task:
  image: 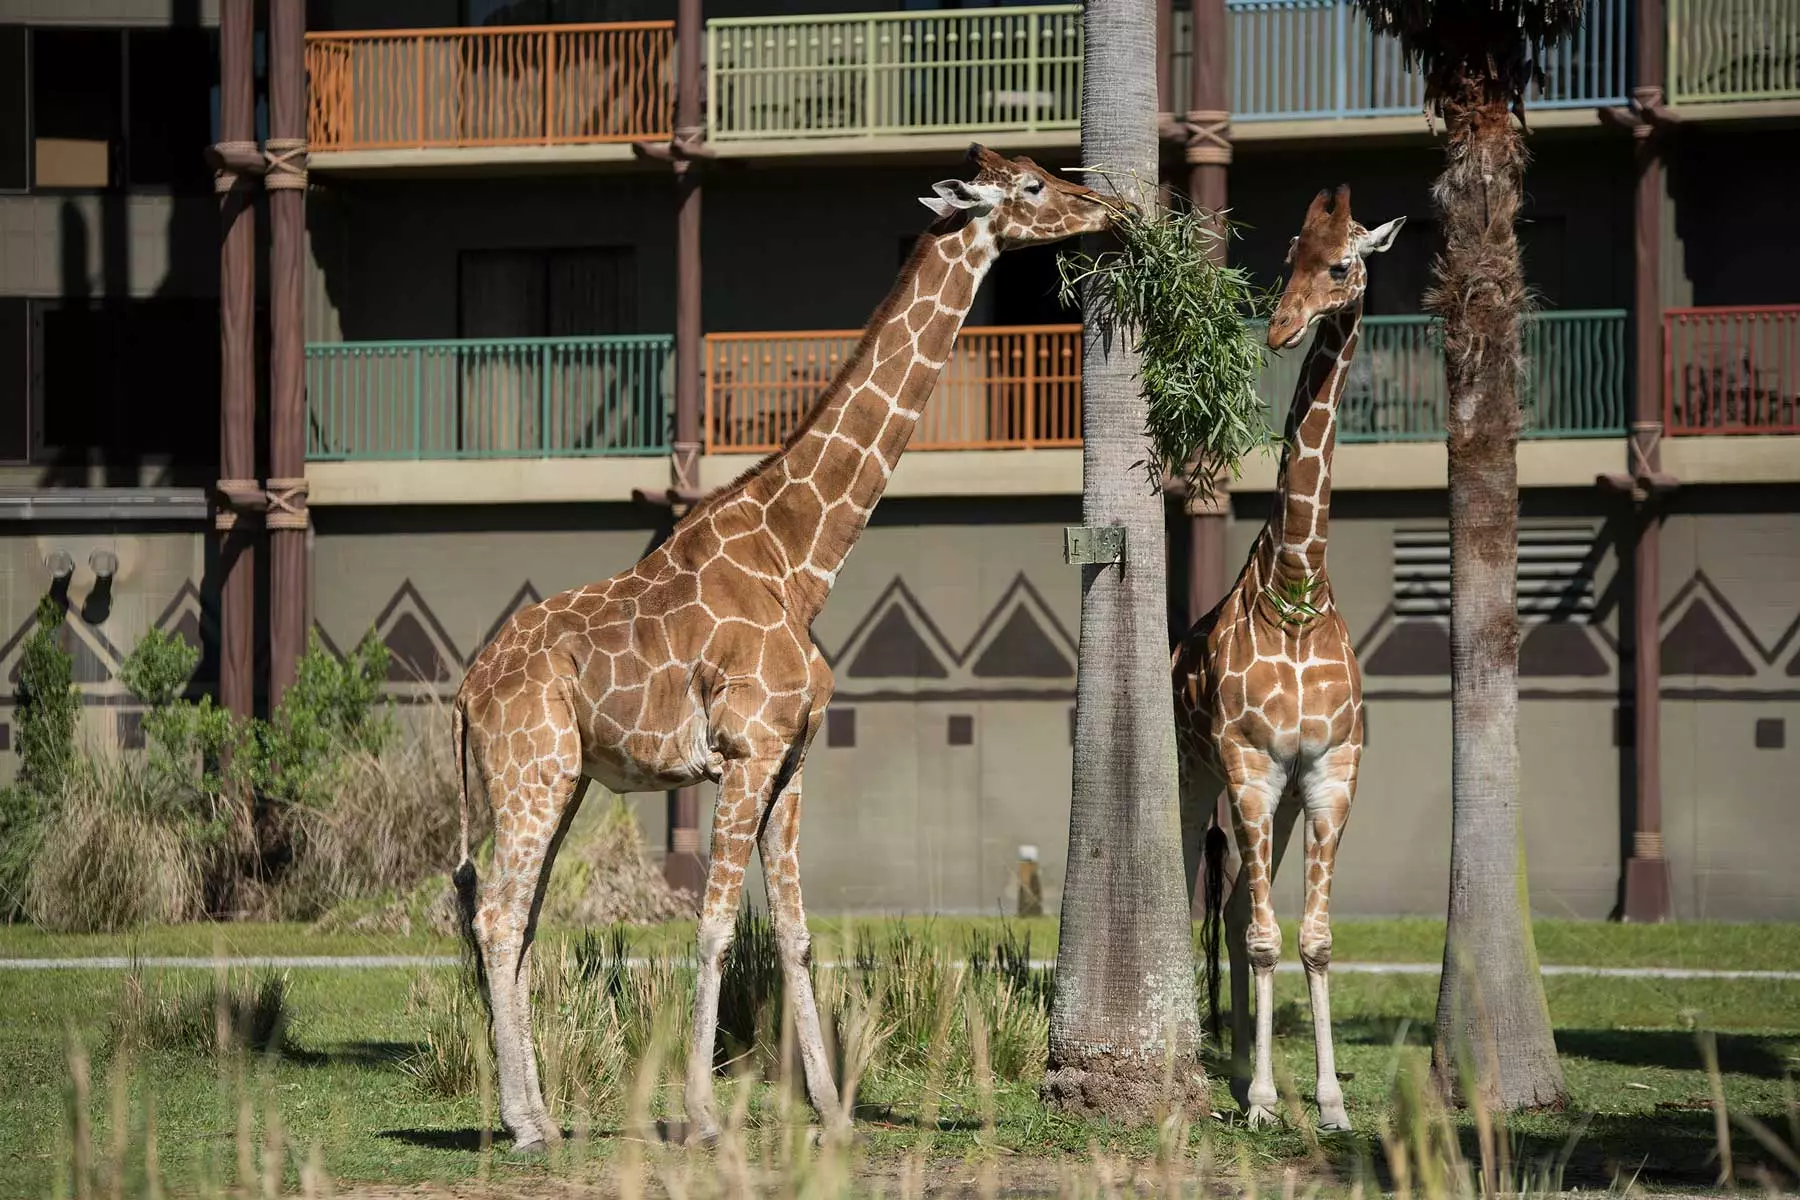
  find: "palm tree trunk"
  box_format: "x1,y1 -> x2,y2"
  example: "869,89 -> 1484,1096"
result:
1044,0 -> 1203,1121
1430,78 -> 1567,1112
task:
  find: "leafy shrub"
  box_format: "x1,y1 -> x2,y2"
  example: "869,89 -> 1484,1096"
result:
253,631 -> 392,808
16,594 -> 78,794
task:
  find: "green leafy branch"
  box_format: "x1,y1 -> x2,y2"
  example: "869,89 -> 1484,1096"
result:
1263,575 -> 1326,625
1056,173 -> 1279,497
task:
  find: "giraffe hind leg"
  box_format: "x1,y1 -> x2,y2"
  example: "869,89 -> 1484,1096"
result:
1222,758 -> 1300,1125
470,744 -> 585,1152
1297,746 -> 1358,1132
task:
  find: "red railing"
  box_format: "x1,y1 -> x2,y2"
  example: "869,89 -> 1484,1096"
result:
704,325 -> 1082,453
1665,305 -> 1800,435
306,22 -> 674,152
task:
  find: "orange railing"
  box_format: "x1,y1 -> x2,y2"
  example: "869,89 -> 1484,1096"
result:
1665,305 -> 1800,435
704,325 -> 1082,453
306,22 -> 674,152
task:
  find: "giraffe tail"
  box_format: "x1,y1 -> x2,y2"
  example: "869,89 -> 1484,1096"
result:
450,697 -> 486,1002
1200,815 -> 1229,1045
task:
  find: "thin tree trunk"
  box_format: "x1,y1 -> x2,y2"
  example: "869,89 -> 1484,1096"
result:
1044,0 -> 1203,1122
1430,80 -> 1567,1112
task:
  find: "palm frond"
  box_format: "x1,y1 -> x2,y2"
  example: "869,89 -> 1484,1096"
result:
1350,0 -> 1588,110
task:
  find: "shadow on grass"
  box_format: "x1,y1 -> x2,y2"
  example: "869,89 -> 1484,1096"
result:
850,1101 -> 981,1132
1555,1028 -> 1797,1080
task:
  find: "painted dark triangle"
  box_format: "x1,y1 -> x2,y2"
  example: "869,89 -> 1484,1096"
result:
1789,642 -> 1800,678
1519,621 -> 1610,678
384,614 -> 452,683
1363,620 -> 1452,677
972,607 -> 1073,678
847,605 -> 950,679
57,626 -> 113,685
1662,600 -> 1755,677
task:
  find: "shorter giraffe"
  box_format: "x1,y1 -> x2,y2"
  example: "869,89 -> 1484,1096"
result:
1173,186 -> 1403,1131
450,146 -> 1113,1153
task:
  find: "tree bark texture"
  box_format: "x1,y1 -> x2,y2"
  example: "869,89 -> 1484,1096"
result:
1045,0 -> 1204,1122
1429,79 -> 1567,1112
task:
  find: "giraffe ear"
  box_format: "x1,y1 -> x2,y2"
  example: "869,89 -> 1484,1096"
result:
1284,236 -> 1299,265
922,178 -> 1002,215
1354,217 -> 1405,257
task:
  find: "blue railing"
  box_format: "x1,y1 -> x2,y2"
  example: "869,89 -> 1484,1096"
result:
1169,0 -> 1631,121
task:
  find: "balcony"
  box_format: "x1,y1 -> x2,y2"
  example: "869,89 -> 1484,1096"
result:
1669,0 -> 1800,104
305,335 -> 672,460
1255,310 -> 1628,441
705,325 -> 1082,452
1664,305 -> 1800,435
305,22 -> 674,157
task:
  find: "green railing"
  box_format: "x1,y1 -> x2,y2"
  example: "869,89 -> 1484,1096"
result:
305,335 -> 672,461
1254,311 -> 1628,442
706,7 -> 1081,141
1669,0 -> 1800,103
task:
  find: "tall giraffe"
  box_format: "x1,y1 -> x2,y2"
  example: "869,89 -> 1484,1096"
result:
1172,186 -> 1402,1131
450,145 -> 1113,1152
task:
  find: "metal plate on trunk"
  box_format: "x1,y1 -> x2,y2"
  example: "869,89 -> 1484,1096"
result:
1064,525 -> 1126,566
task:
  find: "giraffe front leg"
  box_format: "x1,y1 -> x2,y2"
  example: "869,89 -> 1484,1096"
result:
683,755 -> 772,1146
1298,746 -> 1358,1133
1221,748 -> 1294,1128
759,765 -> 845,1134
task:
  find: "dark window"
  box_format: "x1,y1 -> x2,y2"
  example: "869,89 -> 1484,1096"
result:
0,723 -> 10,752
127,29 -> 216,191
947,714 -> 974,746
0,299 -> 26,462
1755,718 -> 1785,751
459,247 -> 638,337
0,27 -> 27,191
826,707 -> 856,749
34,299 -> 219,468
31,29 -> 123,189
118,710 -> 145,750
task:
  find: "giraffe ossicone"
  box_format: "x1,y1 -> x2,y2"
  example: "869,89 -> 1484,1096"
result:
449,143 -> 1113,1152
1174,184 -> 1403,1133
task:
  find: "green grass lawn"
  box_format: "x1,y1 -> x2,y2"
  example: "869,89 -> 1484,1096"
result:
0,924 -> 1795,1198
5,917 -> 1800,971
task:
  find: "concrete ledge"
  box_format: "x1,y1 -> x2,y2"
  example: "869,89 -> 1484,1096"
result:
0,488 -> 208,521
310,143 -> 645,177
700,447 -> 1084,497
307,457 -> 670,506
1664,435 -> 1800,485
1229,438 -> 1629,492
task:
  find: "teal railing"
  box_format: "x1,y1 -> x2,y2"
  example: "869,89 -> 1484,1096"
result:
305,335 -> 672,461
1669,0 -> 1800,103
1253,311 -> 1628,442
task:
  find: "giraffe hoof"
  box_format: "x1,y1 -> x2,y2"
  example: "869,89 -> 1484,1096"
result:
1318,1115 -> 1353,1134
509,1138 -> 550,1159
1245,1104 -> 1280,1129
685,1122 -> 721,1149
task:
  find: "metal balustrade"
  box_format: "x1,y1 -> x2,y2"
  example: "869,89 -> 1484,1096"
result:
305,22 -> 674,151
1664,305 -> 1800,435
1669,0 -> 1800,103
305,336 -> 672,460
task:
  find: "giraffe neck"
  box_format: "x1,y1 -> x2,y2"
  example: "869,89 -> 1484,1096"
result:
735,221 -> 997,618
1256,303 -> 1361,598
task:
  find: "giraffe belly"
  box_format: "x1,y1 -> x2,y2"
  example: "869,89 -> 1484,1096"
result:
582,743 -> 709,795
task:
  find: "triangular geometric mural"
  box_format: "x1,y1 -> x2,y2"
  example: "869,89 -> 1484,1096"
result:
0,606 -> 122,688
967,575 -> 1075,680
371,581 -> 462,687
1362,618 -> 1453,677
1519,621 -> 1611,678
848,605 -> 951,679
1659,574 -> 1758,678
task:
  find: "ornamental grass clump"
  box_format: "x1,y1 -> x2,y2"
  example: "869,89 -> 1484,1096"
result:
1058,180 -> 1275,495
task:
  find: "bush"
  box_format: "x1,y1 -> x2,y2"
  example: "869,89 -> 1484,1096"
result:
17,594 -> 78,794
253,630 -> 392,808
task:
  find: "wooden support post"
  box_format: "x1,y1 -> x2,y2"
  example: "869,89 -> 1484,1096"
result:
1620,0 -> 1673,924
216,0 -> 258,724
268,0 -> 310,705
666,0 -> 707,896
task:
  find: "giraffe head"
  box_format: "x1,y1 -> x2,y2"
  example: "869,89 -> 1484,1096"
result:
919,143 -> 1115,247
1266,185 -> 1404,351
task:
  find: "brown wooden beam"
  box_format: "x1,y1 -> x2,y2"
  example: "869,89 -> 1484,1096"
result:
218,0 -> 257,725
667,0 -> 707,897
1621,0 -> 1673,924
268,0 -> 308,706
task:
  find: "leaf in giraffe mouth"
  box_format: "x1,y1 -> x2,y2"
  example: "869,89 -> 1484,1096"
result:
1055,171 -> 1279,502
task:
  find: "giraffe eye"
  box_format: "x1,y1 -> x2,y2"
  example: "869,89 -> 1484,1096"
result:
1024,178 -> 1045,196
1328,263 -> 1350,282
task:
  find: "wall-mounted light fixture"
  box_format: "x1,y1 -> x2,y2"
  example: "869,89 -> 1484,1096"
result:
45,550 -> 75,580
89,550 -> 119,580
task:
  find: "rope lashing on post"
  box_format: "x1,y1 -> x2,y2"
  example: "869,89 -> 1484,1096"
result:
1634,831 -> 1665,860
263,138 -> 310,190
211,140 -> 263,194
213,478 -> 266,531
265,477 -> 311,530
1182,109 -> 1232,166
